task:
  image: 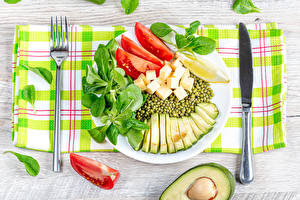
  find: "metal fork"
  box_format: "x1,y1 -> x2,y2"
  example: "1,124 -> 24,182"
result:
50,16 -> 69,172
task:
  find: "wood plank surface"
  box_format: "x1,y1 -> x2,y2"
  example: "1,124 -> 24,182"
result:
0,0 -> 299,199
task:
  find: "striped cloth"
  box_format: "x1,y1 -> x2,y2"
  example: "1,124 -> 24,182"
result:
11,23 -> 287,154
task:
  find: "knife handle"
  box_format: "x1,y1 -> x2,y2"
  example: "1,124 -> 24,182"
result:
240,106 -> 254,184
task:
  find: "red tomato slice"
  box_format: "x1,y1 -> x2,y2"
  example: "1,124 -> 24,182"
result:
116,48 -> 161,79
121,35 -> 164,67
135,22 -> 174,61
70,153 -> 120,190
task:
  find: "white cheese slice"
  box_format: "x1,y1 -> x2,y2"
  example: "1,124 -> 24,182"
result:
146,70 -> 157,81
134,77 -> 147,91
180,77 -> 194,92
146,79 -> 161,94
156,85 -> 173,100
167,76 -> 179,89
159,64 -> 172,81
174,86 -> 188,100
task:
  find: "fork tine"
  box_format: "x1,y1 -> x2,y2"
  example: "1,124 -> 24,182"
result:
56,16 -> 59,48
60,16 -> 63,48
50,17 -> 54,50
64,16 -> 69,50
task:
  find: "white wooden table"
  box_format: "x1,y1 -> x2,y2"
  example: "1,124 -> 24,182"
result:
0,0 -> 299,199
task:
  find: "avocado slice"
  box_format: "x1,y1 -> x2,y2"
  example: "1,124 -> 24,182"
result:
177,118 -> 192,149
142,120 -> 151,153
160,163 -> 235,200
159,114 -> 168,154
182,117 -> 198,144
165,114 -> 176,153
187,117 -> 206,139
170,117 -> 185,151
150,113 -> 160,154
127,128 -> 145,151
191,113 -> 213,134
198,103 -> 219,119
195,106 -> 216,126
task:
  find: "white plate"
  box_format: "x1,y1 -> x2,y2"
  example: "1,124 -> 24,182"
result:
92,25 -> 232,164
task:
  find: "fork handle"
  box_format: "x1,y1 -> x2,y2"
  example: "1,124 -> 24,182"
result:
53,66 -> 61,172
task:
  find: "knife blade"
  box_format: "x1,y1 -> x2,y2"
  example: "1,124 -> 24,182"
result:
239,23 -> 254,184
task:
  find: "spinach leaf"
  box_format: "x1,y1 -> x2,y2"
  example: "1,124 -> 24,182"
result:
90,95 -> 105,117
122,118 -> 149,130
127,128 -> 144,150
175,34 -> 191,49
117,84 -> 143,112
87,125 -> 109,143
82,93 -> 98,109
87,0 -> 106,4
4,151 -> 39,176
94,44 -> 111,81
121,0 -> 139,15
82,77 -> 106,94
233,0 -> 260,14
189,36 -> 216,55
21,85 -> 35,107
150,22 -> 173,37
106,39 -> 119,55
4,0 -> 21,4
112,69 -> 126,88
86,65 -> 107,86
185,20 -> 200,36
105,92 -> 117,106
106,124 -> 119,145
21,65 -> 52,84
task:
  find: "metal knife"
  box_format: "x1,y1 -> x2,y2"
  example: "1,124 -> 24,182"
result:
239,23 -> 254,184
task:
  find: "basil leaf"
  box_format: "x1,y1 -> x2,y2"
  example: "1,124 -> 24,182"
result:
122,118 -> 149,130
4,151 -> 39,176
106,124 -> 119,145
4,0 -> 21,4
90,95 -> 105,117
21,85 -> 35,107
121,0 -> 139,15
87,125 -> 109,143
87,0 -> 106,4
21,65 -> 52,84
150,22 -> 173,37
185,20 -> 200,36
94,44 -> 111,81
82,93 -> 98,109
189,36 -> 216,55
233,0 -> 260,14
175,34 -> 191,49
112,69 -> 126,88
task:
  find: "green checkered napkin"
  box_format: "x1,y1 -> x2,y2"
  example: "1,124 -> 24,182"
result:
12,23 -> 286,154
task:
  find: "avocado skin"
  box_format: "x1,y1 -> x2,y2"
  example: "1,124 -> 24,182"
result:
160,163 -> 235,200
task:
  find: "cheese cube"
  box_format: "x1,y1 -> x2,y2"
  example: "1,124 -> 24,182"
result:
174,86 -> 188,101
182,68 -> 190,79
156,85 -> 172,100
171,58 -> 183,70
138,73 -> 150,85
146,70 -> 157,81
155,78 -> 164,85
180,77 -> 194,92
159,64 -> 172,81
134,77 -> 147,91
167,76 -> 179,89
146,79 -> 161,94
173,66 -> 186,79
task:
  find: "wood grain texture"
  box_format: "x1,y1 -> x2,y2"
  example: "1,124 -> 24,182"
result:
0,0 -> 300,199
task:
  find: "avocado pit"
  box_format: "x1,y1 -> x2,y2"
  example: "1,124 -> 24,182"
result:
186,177 -> 218,200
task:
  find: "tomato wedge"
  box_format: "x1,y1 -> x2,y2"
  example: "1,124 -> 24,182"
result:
135,22 -> 174,61
70,153 -> 120,190
116,48 -> 161,79
121,35 -> 164,67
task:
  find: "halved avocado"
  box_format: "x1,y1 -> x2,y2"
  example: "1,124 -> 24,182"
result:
159,114 -> 168,154
198,103 -> 219,119
160,163 -> 235,200
165,114 -> 176,153
142,120 -> 151,153
195,106 -> 216,126
177,118 -> 192,149
150,113 -> 160,154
